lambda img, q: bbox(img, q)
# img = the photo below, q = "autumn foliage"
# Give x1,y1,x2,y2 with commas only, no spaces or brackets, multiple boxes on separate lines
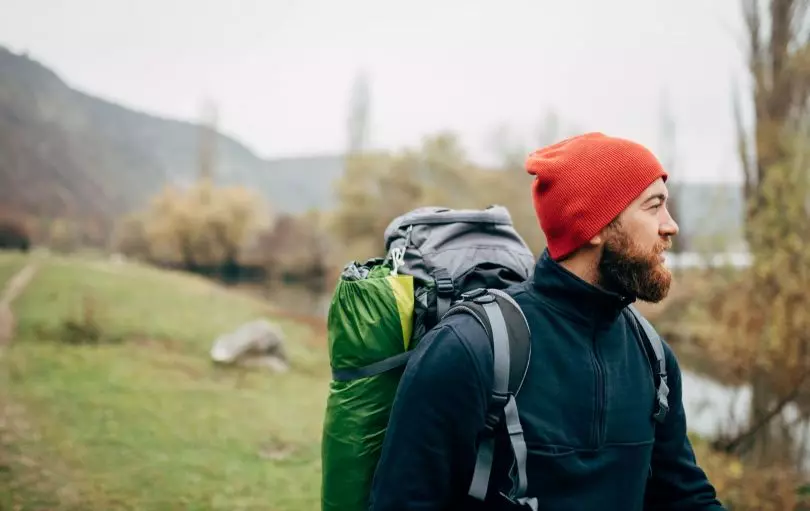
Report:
112,177,269,272
328,132,545,264
0,217,30,251
649,1,810,508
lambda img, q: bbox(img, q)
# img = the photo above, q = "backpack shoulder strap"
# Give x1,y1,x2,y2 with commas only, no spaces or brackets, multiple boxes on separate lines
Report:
442,288,536,510
627,304,670,424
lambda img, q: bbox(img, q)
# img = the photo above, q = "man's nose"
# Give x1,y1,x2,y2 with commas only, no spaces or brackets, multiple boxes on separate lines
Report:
661,212,679,236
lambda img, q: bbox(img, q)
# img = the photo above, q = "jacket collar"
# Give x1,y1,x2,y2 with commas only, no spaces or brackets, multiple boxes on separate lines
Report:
530,249,635,325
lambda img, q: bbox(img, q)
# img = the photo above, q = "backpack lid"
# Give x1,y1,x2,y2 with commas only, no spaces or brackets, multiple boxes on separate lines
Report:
383,205,515,250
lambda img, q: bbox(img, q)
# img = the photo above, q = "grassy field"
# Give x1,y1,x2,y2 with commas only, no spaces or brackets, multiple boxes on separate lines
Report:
0,250,782,510
0,252,28,294
0,251,331,510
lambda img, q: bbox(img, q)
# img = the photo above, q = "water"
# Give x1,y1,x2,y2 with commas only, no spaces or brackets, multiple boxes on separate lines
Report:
681,370,752,439
681,370,809,469
239,280,333,320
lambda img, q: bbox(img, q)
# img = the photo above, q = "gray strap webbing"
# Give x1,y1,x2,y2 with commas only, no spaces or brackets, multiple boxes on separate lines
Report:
516,497,540,510
484,301,510,396
468,437,495,500
628,305,670,422
628,305,664,369
504,396,530,497
331,351,413,382
468,300,509,501
468,300,532,503
436,296,451,320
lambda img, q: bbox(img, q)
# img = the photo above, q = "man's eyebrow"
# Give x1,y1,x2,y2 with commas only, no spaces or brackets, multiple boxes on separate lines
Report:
643,193,667,204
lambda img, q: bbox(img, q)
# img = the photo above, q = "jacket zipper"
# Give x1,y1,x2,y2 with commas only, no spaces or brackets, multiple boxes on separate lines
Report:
591,328,606,447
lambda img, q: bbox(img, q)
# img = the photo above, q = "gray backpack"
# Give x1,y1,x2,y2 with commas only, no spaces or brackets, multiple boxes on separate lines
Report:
383,206,540,507
379,205,669,509
383,205,536,342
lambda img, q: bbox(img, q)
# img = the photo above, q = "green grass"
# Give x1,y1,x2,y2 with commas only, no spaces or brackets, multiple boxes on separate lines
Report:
0,253,331,510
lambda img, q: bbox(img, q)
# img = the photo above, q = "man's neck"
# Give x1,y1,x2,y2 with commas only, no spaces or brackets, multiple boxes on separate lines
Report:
557,251,601,288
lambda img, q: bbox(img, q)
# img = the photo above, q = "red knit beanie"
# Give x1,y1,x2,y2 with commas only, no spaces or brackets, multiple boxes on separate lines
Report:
525,132,668,260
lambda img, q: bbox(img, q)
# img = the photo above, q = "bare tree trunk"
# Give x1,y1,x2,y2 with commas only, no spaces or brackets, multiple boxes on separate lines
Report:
734,0,810,469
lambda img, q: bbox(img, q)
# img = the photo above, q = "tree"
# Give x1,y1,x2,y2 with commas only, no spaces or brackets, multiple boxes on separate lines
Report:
329,133,495,262
707,0,810,470
535,110,563,147
329,132,548,263
110,212,151,259
197,99,219,181
346,70,372,155
254,210,331,284
128,179,268,274
0,217,30,251
48,217,78,253
657,90,687,254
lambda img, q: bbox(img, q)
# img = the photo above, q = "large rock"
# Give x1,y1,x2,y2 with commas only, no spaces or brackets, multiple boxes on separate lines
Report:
210,319,288,372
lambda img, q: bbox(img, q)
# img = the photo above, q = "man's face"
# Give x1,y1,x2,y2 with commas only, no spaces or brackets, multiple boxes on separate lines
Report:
597,178,679,303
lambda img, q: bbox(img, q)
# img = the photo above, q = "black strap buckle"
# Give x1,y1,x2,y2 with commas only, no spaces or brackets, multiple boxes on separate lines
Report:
653,392,669,423
434,269,455,296
652,374,669,423
461,287,487,301
490,390,510,407
483,391,510,432
437,278,454,295
484,412,502,432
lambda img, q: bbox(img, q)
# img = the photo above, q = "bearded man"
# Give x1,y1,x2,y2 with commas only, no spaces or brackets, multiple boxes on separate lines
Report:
368,133,726,511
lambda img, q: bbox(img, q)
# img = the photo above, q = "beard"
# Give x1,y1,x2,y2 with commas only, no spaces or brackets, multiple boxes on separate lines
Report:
597,229,673,303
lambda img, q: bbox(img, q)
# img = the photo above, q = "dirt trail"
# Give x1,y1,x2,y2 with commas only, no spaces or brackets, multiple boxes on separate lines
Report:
0,262,55,510
0,263,38,349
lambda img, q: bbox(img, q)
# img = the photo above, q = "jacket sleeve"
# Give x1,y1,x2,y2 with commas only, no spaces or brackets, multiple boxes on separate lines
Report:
368,321,491,510
644,341,727,510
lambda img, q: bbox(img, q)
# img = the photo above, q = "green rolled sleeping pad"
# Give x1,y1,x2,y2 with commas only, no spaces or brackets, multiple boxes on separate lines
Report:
321,258,415,511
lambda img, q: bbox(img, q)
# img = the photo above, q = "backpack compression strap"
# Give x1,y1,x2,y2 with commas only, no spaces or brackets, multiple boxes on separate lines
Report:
433,267,455,319
443,289,537,510
627,305,670,424
331,351,413,382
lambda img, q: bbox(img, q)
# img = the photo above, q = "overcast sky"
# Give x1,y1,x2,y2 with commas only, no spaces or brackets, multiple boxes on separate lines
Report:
0,0,748,183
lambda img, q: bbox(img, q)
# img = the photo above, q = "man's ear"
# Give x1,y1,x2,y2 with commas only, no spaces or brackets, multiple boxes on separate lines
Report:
588,232,604,247
590,215,622,247
588,221,617,247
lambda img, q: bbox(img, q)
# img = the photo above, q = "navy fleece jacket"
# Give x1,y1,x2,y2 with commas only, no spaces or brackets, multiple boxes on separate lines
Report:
368,251,725,511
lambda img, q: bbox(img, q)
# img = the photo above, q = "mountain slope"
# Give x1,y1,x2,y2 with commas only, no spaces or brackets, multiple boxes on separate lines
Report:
0,47,745,249
0,46,330,227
